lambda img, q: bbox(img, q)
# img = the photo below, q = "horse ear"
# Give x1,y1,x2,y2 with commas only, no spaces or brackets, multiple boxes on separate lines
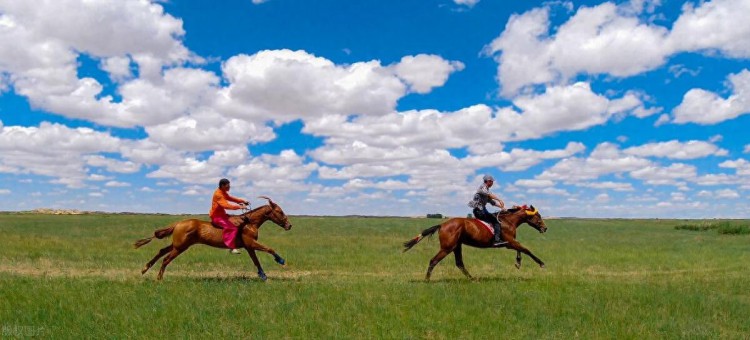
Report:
258,196,275,207
530,205,535,211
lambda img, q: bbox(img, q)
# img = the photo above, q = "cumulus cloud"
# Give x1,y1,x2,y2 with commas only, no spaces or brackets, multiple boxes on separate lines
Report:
672,69,750,125
575,181,634,191
305,83,649,152
669,0,750,58
463,142,586,171
515,179,555,188
454,0,480,7
0,0,195,126
630,163,696,186
0,121,124,187
623,140,728,159
219,50,406,123
719,159,750,176
392,54,464,94
537,142,652,183
485,0,750,97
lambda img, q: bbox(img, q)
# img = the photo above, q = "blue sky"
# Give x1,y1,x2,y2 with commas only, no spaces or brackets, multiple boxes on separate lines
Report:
0,0,749,218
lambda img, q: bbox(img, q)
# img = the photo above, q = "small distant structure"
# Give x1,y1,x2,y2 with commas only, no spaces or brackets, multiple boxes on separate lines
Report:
32,208,85,215
426,213,443,219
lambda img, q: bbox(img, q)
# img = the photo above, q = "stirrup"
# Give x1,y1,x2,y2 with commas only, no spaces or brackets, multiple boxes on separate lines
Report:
492,240,507,247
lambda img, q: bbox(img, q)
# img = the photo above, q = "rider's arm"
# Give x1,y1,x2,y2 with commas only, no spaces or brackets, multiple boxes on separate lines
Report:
215,193,242,210
226,194,247,205
489,194,505,209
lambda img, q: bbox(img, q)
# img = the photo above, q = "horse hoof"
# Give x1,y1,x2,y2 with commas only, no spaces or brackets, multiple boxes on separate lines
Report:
540,264,545,269
258,272,267,281
514,263,521,269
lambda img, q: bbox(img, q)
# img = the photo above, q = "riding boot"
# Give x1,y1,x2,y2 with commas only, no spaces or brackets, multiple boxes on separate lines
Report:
492,223,506,246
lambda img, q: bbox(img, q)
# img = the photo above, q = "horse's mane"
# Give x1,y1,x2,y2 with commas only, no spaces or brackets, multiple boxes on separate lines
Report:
497,207,522,215
246,204,270,214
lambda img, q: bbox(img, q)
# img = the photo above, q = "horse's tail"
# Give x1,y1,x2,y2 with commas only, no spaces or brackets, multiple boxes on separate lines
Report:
402,224,441,252
133,224,176,249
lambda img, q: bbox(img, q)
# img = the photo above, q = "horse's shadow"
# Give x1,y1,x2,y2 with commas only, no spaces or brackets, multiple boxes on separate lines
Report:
408,275,534,284
197,275,302,283
148,274,302,283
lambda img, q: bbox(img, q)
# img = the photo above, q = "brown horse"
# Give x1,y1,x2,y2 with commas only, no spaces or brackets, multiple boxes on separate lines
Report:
403,205,547,281
134,196,292,281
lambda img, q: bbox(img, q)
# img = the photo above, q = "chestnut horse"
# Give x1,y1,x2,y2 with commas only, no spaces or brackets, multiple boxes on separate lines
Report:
403,205,547,281
134,196,292,281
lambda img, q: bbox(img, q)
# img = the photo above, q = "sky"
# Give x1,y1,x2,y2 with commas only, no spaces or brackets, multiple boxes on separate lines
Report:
0,0,749,218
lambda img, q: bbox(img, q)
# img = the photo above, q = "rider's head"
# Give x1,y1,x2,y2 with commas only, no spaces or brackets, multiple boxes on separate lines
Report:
219,178,230,190
483,175,494,187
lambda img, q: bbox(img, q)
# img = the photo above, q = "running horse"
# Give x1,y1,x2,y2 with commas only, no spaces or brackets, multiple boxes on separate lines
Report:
134,196,292,281
403,205,547,281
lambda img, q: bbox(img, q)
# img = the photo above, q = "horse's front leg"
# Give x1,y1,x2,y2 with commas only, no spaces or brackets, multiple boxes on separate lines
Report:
515,251,522,269
247,240,286,266
506,240,544,268
245,249,267,281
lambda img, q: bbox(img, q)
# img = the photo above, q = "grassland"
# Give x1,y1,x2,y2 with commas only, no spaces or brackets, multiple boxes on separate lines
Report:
1,214,748,339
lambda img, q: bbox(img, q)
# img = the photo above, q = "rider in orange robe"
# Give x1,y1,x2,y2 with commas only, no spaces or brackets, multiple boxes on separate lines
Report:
209,178,249,253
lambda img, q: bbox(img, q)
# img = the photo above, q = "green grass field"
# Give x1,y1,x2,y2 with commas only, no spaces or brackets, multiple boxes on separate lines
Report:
1,214,749,339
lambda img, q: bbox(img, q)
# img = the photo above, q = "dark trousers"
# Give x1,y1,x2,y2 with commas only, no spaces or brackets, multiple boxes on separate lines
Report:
473,207,502,242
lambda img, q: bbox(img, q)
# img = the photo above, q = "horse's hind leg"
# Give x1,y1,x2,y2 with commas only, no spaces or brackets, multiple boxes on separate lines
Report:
453,244,474,280
426,249,451,281
142,245,172,275
515,251,522,269
156,247,187,280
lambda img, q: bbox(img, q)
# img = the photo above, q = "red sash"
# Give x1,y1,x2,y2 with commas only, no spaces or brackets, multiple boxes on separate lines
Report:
471,219,494,235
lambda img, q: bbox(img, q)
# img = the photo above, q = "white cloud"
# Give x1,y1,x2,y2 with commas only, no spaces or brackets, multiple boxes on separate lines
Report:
515,179,555,188
485,0,750,97
463,142,585,171
672,69,750,125
231,150,318,192
0,121,124,187
218,50,407,123
719,159,750,176
623,140,728,159
0,0,195,127
485,3,670,96
392,54,464,94
715,189,740,199
576,181,634,191
745,145,750,153
85,155,140,174
629,163,696,186
669,0,750,58
537,142,652,183
454,0,480,7
100,56,133,82
0,189,10,195
105,181,131,188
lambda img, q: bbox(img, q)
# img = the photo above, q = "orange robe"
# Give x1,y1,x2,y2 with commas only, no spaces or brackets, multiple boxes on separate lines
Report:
209,188,245,248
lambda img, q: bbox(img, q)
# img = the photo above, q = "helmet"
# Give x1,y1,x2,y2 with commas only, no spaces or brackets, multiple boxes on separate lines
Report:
218,178,230,187
483,175,494,182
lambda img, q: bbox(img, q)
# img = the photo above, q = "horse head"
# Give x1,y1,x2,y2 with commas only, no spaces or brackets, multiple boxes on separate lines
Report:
520,205,547,233
259,196,292,231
